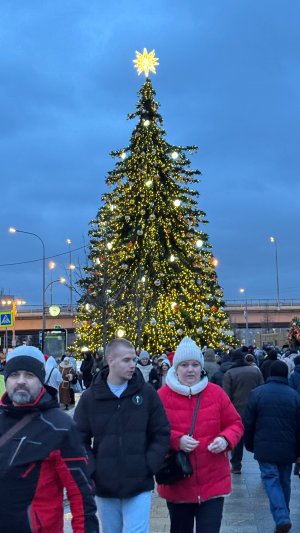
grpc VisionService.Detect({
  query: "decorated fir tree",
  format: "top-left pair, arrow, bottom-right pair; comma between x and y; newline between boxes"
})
74,49 -> 232,353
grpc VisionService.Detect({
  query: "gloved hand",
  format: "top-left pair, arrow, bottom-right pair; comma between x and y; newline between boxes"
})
207,436 -> 228,454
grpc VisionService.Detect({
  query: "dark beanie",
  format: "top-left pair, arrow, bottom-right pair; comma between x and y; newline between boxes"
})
4,346 -> 46,384
230,349 -> 245,362
269,360 -> 288,379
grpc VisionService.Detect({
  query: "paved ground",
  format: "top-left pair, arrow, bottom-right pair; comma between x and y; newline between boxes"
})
64,447 -> 300,532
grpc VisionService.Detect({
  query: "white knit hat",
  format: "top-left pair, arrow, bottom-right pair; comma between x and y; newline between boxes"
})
173,337 -> 204,369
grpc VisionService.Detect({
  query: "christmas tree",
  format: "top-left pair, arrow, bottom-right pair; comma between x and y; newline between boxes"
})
74,49 -> 232,353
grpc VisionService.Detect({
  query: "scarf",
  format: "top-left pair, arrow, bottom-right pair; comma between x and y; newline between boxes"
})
166,366 -> 208,396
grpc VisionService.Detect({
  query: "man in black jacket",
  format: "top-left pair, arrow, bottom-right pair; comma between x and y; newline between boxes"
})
0,345 -> 99,533
74,338 -> 170,533
244,361 -> 300,533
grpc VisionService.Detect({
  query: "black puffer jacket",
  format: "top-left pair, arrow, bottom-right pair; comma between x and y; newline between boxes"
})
74,367 -> 170,498
244,376 -> 300,464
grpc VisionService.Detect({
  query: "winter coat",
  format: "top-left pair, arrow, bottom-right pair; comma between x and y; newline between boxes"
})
203,361 -> 220,381
59,362 -> 75,405
211,361 -> 233,387
80,355 -> 95,388
136,361 -> 153,382
289,364 -> 300,392
260,358 -> 277,382
157,382 -> 243,503
0,387 -> 98,533
74,367 -> 170,498
45,356 -> 63,391
222,362 -> 264,415
244,376 -> 300,464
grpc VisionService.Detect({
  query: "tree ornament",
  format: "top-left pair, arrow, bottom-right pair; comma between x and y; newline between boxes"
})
121,263 -> 129,269
168,321 -> 175,326
196,327 -> 203,334
177,328 -> 183,334
150,318 -> 157,326
154,279 -> 161,286
137,229 -> 144,236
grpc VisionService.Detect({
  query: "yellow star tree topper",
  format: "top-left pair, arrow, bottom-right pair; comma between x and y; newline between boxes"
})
133,48 -> 159,77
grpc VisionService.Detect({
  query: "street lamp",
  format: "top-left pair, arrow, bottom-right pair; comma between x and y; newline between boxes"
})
66,239 -> 76,314
239,288 -> 249,346
44,277 -> 66,302
269,236 -> 280,308
48,261 -> 56,306
9,227 -> 46,335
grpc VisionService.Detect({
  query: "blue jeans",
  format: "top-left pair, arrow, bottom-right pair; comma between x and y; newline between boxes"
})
96,491 -> 151,533
259,462 -> 292,527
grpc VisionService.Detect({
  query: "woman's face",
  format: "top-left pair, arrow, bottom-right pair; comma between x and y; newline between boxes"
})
161,363 -> 169,374
176,360 -> 201,386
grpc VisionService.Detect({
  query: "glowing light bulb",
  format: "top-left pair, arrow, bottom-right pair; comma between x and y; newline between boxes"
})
145,179 -> 153,187
117,328 -> 125,338
171,151 -> 179,159
173,199 -> 181,207
170,255 -> 175,262
196,239 -> 203,248
107,242 -> 113,250
120,152 -> 127,160
143,119 -> 150,127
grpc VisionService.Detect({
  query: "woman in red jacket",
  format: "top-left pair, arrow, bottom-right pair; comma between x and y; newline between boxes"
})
157,337 -> 244,533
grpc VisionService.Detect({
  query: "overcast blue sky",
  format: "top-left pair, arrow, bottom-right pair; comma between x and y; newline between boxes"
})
1,0 -> 300,308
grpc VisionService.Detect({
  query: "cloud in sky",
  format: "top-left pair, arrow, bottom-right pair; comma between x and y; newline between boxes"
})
1,0 -> 300,308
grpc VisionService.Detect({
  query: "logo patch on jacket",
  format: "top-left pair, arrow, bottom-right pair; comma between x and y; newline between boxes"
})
132,394 -> 143,406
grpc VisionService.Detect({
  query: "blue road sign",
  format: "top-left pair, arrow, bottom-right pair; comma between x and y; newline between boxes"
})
0,312 -> 14,328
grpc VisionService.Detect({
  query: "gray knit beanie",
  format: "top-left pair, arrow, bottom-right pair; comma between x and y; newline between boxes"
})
173,337 -> 204,369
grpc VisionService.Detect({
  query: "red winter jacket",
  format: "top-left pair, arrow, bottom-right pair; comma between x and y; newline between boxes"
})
157,382 -> 243,503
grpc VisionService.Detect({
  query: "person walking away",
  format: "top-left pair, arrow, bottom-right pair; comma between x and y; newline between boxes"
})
0,345 -> 99,532
244,361 -> 300,533
260,349 -> 278,381
223,349 -> 264,474
80,351 -> 95,389
74,338 -> 170,533
157,337 -> 243,533
59,356 -> 75,410
136,350 -> 153,382
45,355 -> 63,391
288,355 -> 300,392
203,348 -> 219,381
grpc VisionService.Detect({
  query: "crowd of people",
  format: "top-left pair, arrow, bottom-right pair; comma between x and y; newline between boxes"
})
0,339 -> 299,533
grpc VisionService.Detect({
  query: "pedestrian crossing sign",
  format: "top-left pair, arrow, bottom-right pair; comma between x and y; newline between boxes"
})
0,312 -> 14,328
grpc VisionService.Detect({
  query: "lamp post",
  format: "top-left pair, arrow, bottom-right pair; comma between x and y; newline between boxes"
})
44,278 -> 66,303
9,227 -> 46,336
269,236 -> 280,308
48,261 -> 56,306
239,288 -> 249,346
66,239 -> 75,315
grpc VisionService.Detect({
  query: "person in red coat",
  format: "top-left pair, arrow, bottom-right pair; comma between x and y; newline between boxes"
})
157,337 -> 244,533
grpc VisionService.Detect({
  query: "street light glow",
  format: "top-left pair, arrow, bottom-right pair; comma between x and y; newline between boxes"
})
49,260 -> 56,270
239,288 -> 245,294
270,236 -> 275,243
8,227 -> 16,233
66,238 -> 71,245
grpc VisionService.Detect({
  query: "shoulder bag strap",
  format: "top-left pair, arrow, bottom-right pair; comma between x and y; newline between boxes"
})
0,412 -> 38,450
188,393 -> 202,437
45,367 -> 54,385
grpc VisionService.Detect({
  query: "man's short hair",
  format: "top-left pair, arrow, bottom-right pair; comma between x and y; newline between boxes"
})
269,360 -> 288,379
105,339 -> 135,358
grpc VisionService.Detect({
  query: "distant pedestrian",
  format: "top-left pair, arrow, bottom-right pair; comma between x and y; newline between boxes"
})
80,351 -> 95,388
203,348 -> 219,381
136,350 -> 153,382
59,357 -> 75,410
260,349 -> 278,381
223,349 -> 263,473
289,355 -> 300,392
244,361 -> 300,533
45,355 -> 63,391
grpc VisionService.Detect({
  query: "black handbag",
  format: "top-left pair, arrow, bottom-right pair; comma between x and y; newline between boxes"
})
155,393 -> 202,485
